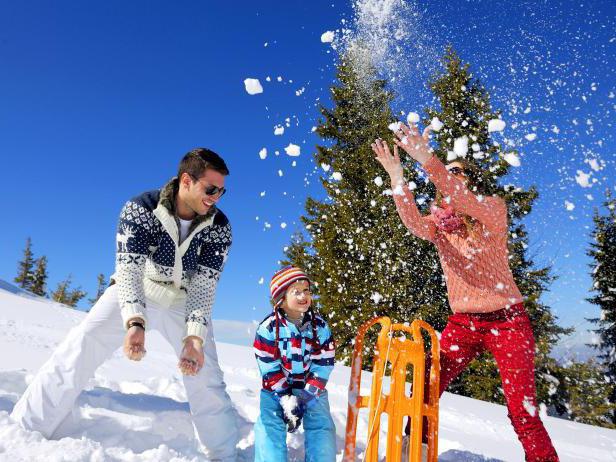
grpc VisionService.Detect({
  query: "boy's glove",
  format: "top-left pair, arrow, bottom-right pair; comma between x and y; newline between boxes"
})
279,394 -> 307,433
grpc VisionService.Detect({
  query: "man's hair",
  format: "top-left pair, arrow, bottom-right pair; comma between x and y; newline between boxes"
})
178,148 -> 230,180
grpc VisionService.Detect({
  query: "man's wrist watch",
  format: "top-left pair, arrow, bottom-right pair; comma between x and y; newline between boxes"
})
128,320 -> 145,331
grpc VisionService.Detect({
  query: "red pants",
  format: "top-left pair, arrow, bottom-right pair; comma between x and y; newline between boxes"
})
417,304 -> 559,462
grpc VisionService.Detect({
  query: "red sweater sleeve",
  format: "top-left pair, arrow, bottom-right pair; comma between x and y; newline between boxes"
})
392,185 -> 436,242
423,156 -> 508,233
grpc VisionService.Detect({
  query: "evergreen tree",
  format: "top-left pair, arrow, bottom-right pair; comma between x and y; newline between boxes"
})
30,256 -> 49,297
560,359 -> 615,428
88,273 -> 107,308
587,191 -> 616,424
14,237 -> 35,291
424,47 -> 571,412
284,53 -> 448,366
51,275 -> 87,308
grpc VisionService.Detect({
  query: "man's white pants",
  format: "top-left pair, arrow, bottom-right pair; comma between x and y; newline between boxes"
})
10,285 -> 239,460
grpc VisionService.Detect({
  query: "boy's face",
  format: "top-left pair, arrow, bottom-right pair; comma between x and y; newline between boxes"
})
281,279 -> 312,318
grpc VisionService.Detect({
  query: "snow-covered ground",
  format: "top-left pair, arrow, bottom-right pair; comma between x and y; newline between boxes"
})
0,285 -> 614,461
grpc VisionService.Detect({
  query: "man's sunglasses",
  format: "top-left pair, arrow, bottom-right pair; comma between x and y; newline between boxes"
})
447,167 -> 465,175
191,175 -> 226,197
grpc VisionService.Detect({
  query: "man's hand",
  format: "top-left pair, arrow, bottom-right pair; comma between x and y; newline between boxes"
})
123,325 -> 146,361
392,122 -> 433,165
179,336 -> 204,376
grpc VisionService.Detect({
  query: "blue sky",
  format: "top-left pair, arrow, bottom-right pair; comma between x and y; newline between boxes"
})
0,1 -> 614,357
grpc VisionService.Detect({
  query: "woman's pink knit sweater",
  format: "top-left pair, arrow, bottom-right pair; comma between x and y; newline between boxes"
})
393,156 -> 523,313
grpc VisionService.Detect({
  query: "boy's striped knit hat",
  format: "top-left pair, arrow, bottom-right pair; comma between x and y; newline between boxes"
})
270,266 -> 311,306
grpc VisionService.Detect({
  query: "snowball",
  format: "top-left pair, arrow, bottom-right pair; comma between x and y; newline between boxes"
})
429,117 -> 443,131
503,153 -> 521,167
408,181 -> 417,190
258,277 -> 264,284
524,133 -> 537,141
243,78 -> 263,95
588,159 -> 601,171
259,148 -> 267,160
406,112 -> 420,124
522,397 -> 537,417
575,170 -> 592,188
453,136 -> 469,157
279,394 -> 300,427
374,176 -> 384,187
446,151 -> 457,161
278,170 -> 283,177
274,125 -> 284,135
370,292 -> 383,304
281,222 -> 287,229
564,201 -> 575,211
321,31 -> 335,43
284,143 -> 301,157
321,163 -> 331,172
332,172 -> 342,181
488,118 -> 506,132
388,121 -> 402,132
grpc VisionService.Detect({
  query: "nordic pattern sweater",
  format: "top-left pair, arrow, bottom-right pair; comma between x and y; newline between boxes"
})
253,312 -> 335,399
393,156 -> 523,313
112,178 -> 232,341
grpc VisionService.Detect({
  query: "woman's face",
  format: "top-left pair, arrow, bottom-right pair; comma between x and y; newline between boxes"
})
446,161 -> 468,184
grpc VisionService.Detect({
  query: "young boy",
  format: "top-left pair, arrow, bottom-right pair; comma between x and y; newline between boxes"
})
253,266 -> 337,462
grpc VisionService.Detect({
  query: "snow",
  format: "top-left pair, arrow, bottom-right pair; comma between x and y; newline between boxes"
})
429,117 -> 443,131
258,148 -> 267,160
243,78 -> 263,95
488,118 -> 506,132
525,133 -> 537,141
0,285 -> 614,461
503,153 -> 521,167
388,121 -> 402,132
564,201 -> 575,211
321,31 -> 335,43
575,170 -> 592,188
284,143 -> 301,157
406,112 -> 420,124
374,176 -> 384,187
332,172 -> 342,181
274,125 -> 284,135
453,136 -> 469,158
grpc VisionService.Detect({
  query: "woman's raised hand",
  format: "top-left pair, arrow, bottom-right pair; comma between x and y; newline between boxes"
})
392,122 -> 433,165
372,139 -> 404,187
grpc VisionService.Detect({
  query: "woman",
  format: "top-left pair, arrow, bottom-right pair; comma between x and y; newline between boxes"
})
371,123 -> 559,462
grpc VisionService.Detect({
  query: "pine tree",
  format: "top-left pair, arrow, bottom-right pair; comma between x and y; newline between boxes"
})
587,191 -> 616,424
14,237 -> 35,291
51,275 -> 87,308
284,53 -> 448,366
425,47 -> 571,411
30,256 -> 49,297
88,273 -> 107,308
560,359 -> 615,428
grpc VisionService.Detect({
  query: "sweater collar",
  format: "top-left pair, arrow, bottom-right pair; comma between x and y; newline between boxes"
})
159,177 -> 217,229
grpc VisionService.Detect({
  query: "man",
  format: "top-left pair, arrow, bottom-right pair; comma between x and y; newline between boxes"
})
11,148 -> 239,461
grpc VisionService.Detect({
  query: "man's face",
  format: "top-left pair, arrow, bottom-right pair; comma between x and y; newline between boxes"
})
181,169 -> 226,216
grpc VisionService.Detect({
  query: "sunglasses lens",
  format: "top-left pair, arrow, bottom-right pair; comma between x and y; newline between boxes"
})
205,186 -> 225,196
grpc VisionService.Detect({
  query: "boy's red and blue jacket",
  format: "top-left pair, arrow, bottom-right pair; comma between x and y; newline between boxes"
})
253,311 -> 335,401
